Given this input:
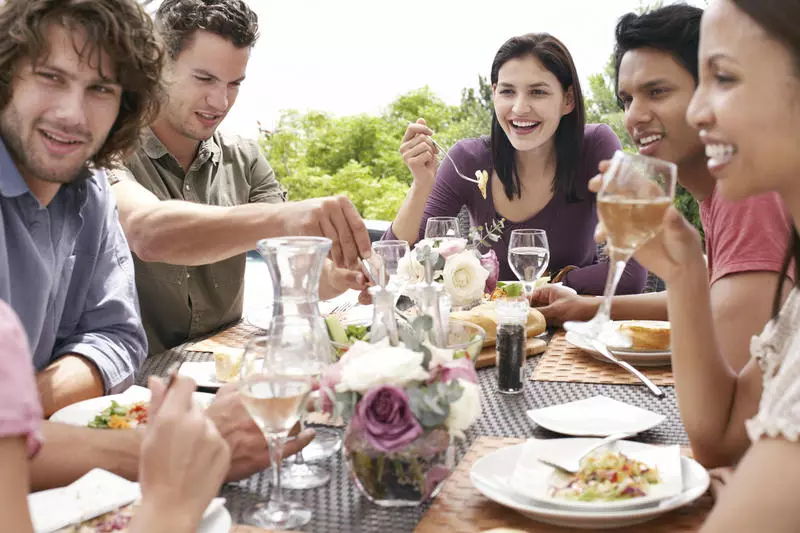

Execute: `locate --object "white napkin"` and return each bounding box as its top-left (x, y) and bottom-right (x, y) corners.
top-left (29, 469), bottom-right (140, 533)
top-left (28, 468), bottom-right (226, 533)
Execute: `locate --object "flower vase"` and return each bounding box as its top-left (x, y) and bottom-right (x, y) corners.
top-left (343, 423), bottom-right (454, 507)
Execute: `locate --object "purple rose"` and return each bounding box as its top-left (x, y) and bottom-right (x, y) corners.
top-left (439, 358), bottom-right (478, 384)
top-left (351, 385), bottom-right (422, 453)
top-left (480, 249), bottom-right (499, 293)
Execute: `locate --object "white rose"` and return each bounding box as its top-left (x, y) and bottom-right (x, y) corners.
top-left (336, 339), bottom-right (430, 393)
top-left (398, 254), bottom-right (426, 284)
top-left (445, 379), bottom-right (481, 439)
top-left (442, 250), bottom-right (490, 306)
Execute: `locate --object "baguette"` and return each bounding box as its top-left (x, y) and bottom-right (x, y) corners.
top-left (451, 301), bottom-right (546, 346)
top-left (615, 320), bottom-right (671, 351)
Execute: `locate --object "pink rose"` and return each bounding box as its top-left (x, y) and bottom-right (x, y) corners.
top-left (351, 385), bottom-right (423, 453)
top-left (439, 357), bottom-right (478, 384)
top-left (437, 238), bottom-right (468, 259)
top-left (480, 249), bottom-right (499, 293)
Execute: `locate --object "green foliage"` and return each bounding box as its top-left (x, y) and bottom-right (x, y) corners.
top-left (258, 79), bottom-right (490, 221)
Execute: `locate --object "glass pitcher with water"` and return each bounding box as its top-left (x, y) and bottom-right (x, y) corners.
top-left (255, 236), bottom-right (339, 489)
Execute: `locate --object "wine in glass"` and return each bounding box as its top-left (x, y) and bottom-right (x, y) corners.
top-left (267, 314), bottom-right (335, 490)
top-left (508, 229), bottom-right (550, 298)
top-left (238, 330), bottom-right (320, 529)
top-left (564, 150), bottom-right (677, 346)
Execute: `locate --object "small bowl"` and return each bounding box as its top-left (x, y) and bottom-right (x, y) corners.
top-left (445, 319), bottom-right (486, 362)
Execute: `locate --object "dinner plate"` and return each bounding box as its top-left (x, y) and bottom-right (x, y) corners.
top-left (565, 331), bottom-right (672, 367)
top-left (509, 439), bottom-right (683, 510)
top-left (470, 442), bottom-right (709, 529)
top-left (49, 385), bottom-right (214, 427)
top-left (179, 361), bottom-right (224, 389)
top-left (526, 396), bottom-right (666, 437)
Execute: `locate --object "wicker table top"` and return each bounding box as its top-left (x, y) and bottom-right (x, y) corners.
top-left (137, 339), bottom-right (691, 533)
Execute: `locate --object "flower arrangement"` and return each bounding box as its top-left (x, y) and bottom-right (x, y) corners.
top-left (396, 218), bottom-right (505, 307)
top-left (320, 317), bottom-right (481, 505)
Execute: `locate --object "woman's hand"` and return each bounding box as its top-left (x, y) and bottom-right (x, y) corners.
top-left (589, 161), bottom-right (706, 285)
top-left (132, 376), bottom-right (230, 533)
top-left (399, 118), bottom-right (438, 191)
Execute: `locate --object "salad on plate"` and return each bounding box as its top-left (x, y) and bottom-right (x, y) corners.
top-left (87, 401), bottom-right (148, 429)
top-left (550, 449), bottom-right (661, 502)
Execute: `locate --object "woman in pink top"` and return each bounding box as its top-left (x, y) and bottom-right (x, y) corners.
top-left (0, 300), bottom-right (229, 532)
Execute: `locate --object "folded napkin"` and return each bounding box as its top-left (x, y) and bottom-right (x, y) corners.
top-left (28, 468), bottom-right (226, 533)
top-left (29, 469), bottom-right (140, 533)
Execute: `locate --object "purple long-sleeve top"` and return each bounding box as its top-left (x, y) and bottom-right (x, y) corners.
top-left (383, 124), bottom-right (648, 295)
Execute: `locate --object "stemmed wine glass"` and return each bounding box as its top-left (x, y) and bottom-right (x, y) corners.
top-left (237, 315), bottom-right (330, 529)
top-left (564, 150), bottom-right (677, 346)
top-left (424, 216), bottom-right (461, 241)
top-left (508, 229), bottom-right (550, 299)
top-left (371, 240), bottom-right (411, 303)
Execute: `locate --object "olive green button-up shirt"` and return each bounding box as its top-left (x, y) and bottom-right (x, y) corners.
top-left (109, 128), bottom-right (284, 354)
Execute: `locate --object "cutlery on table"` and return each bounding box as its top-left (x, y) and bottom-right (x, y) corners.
top-left (537, 431), bottom-right (637, 474)
top-left (587, 337), bottom-right (664, 397)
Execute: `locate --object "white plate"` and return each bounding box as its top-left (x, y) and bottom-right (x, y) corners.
top-left (565, 331), bottom-right (672, 367)
top-left (179, 361), bottom-right (224, 389)
top-left (509, 439), bottom-right (682, 511)
top-left (29, 469), bottom-right (230, 533)
top-left (526, 396), bottom-right (666, 437)
top-left (470, 443), bottom-right (709, 529)
top-left (49, 385), bottom-right (214, 427)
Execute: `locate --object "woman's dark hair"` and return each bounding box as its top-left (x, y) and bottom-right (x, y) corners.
top-left (490, 33), bottom-right (585, 202)
top-left (733, 0), bottom-right (800, 312)
top-left (155, 0), bottom-right (259, 59)
top-left (612, 4), bottom-right (703, 106)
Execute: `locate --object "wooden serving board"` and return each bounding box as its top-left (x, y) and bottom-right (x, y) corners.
top-left (475, 337), bottom-right (548, 369)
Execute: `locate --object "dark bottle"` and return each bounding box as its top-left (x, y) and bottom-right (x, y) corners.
top-left (495, 299), bottom-right (528, 394)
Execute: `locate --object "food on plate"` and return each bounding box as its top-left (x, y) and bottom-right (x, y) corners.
top-left (87, 401), bottom-right (148, 429)
top-left (214, 345), bottom-right (245, 382)
top-left (550, 449), bottom-right (661, 502)
top-left (489, 281), bottom-right (525, 300)
top-left (325, 315), bottom-right (370, 345)
top-left (450, 301), bottom-right (546, 346)
top-left (615, 320), bottom-right (671, 351)
top-left (57, 503), bottom-right (135, 532)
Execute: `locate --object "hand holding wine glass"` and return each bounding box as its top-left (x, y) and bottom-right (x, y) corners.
top-left (564, 150), bottom-right (677, 346)
top-left (508, 229), bottom-right (550, 299)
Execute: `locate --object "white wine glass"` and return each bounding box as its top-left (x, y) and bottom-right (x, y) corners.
top-left (238, 322), bottom-right (326, 530)
top-left (267, 315), bottom-right (335, 490)
top-left (564, 150), bottom-right (677, 346)
top-left (372, 240), bottom-right (411, 301)
top-left (424, 216), bottom-right (461, 241)
top-left (508, 229), bottom-right (550, 299)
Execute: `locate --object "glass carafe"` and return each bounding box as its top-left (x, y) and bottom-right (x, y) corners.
top-left (256, 236), bottom-right (331, 319)
top-left (255, 236), bottom-right (339, 488)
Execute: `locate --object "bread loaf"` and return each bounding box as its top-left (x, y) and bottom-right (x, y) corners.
top-left (615, 320), bottom-right (671, 351)
top-left (451, 301), bottom-right (546, 346)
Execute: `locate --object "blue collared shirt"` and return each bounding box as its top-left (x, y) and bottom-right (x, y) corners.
top-left (0, 139), bottom-right (147, 393)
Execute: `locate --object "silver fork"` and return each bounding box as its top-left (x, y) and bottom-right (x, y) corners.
top-left (538, 431), bottom-right (636, 474)
top-left (430, 138), bottom-right (480, 184)
top-left (588, 337), bottom-right (665, 397)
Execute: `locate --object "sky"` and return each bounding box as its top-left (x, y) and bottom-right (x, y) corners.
top-left (147, 0), bottom-right (706, 138)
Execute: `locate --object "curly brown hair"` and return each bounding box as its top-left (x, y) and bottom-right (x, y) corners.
top-left (156, 0), bottom-right (259, 59)
top-left (0, 0), bottom-right (164, 169)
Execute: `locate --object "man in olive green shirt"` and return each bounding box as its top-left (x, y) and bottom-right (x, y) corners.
top-left (110, 0), bottom-right (372, 354)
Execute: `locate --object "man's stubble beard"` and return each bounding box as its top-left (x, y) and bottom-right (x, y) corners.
top-left (0, 104), bottom-right (95, 185)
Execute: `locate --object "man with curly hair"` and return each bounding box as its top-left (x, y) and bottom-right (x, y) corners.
top-left (109, 0), bottom-right (374, 354)
top-left (0, 0), bottom-right (163, 416)
top-left (0, 0), bottom-right (314, 492)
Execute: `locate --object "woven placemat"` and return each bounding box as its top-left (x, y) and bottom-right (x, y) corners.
top-left (185, 321), bottom-right (263, 353)
top-left (531, 333), bottom-right (674, 386)
top-left (415, 437), bottom-right (711, 533)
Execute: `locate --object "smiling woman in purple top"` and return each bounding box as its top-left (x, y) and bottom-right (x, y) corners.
top-left (384, 33), bottom-right (647, 295)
